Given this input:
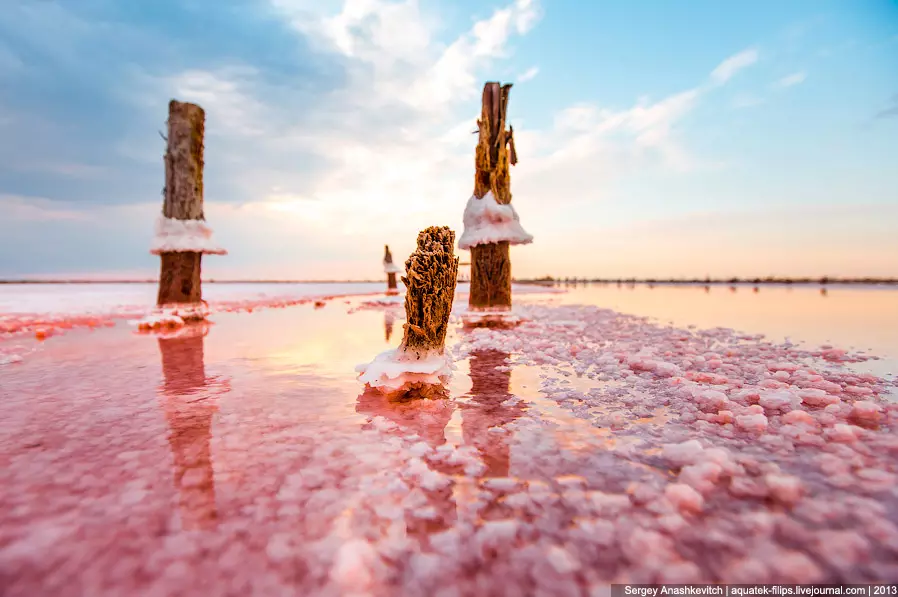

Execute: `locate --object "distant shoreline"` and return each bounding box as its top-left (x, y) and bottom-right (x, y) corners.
top-left (0, 279), bottom-right (384, 285)
top-left (1, 277), bottom-right (896, 285)
top-left (517, 278), bottom-right (898, 286)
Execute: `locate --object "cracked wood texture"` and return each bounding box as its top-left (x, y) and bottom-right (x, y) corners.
top-left (384, 245), bottom-right (398, 291)
top-left (157, 100), bottom-right (206, 306)
top-left (470, 82), bottom-right (515, 309)
top-left (400, 227), bottom-right (459, 355)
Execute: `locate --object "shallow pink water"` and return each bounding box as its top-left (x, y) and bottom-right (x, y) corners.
top-left (1, 290), bottom-right (897, 595)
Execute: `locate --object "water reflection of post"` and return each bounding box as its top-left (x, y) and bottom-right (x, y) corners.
top-left (158, 324), bottom-right (218, 530)
top-left (461, 350), bottom-right (525, 478)
top-left (355, 390), bottom-right (456, 538)
top-left (384, 310), bottom-right (395, 343)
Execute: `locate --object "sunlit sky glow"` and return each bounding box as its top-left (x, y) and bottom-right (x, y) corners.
top-left (1, 0), bottom-right (896, 280)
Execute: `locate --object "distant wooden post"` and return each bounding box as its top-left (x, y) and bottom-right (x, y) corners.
top-left (461, 81), bottom-right (531, 310)
top-left (152, 100), bottom-right (225, 309)
top-left (384, 244), bottom-right (400, 294)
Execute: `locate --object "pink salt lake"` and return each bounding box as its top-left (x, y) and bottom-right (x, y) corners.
top-left (1, 282), bottom-right (897, 596)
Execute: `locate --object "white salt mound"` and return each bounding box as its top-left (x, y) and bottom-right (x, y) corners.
top-left (457, 192), bottom-right (533, 250)
top-left (149, 215), bottom-right (227, 255)
top-left (356, 348), bottom-right (455, 391)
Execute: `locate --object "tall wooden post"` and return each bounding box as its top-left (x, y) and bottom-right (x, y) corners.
top-left (153, 100), bottom-right (225, 309)
top-left (461, 81), bottom-right (531, 310)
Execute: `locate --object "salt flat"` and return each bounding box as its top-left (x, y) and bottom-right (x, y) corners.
top-left (0, 284), bottom-right (896, 594)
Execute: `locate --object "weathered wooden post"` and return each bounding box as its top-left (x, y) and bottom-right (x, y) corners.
top-left (151, 100), bottom-right (225, 315)
top-left (458, 82), bottom-right (532, 312)
top-left (383, 244), bottom-right (401, 295)
top-left (356, 227), bottom-right (459, 397)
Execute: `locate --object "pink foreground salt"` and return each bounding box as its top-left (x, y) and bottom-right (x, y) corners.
top-left (1, 287), bottom-right (897, 595)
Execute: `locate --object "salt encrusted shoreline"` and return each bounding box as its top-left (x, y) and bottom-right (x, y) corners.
top-left (150, 215), bottom-right (227, 255)
top-left (458, 191), bottom-right (533, 250)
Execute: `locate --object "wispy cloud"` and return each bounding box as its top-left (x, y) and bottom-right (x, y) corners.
top-left (517, 66), bottom-right (539, 83)
top-left (776, 71), bottom-right (806, 88)
top-left (710, 48), bottom-right (759, 85)
top-left (874, 94), bottom-right (898, 120)
top-left (0, 195), bottom-right (92, 222)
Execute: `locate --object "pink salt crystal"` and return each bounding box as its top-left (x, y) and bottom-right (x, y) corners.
top-left (782, 410), bottom-right (816, 427)
top-left (855, 468), bottom-right (896, 491)
top-left (697, 389), bottom-right (728, 409)
top-left (845, 385), bottom-right (873, 396)
top-left (716, 410), bottom-right (734, 424)
top-left (735, 413), bottom-right (768, 432)
top-left (773, 371), bottom-right (790, 381)
top-left (622, 528), bottom-right (677, 565)
top-left (657, 561), bottom-right (702, 583)
top-left (678, 462), bottom-right (723, 495)
top-left (764, 474), bottom-right (803, 504)
top-left (758, 390), bottom-right (795, 411)
top-left (656, 514), bottom-right (687, 533)
top-left (821, 348), bottom-right (846, 362)
top-left (760, 379), bottom-right (788, 389)
top-left (799, 388), bottom-right (840, 407)
top-left (825, 423), bottom-right (862, 443)
top-left (813, 530), bottom-right (870, 571)
top-left (823, 405), bottom-right (846, 420)
top-left (661, 440), bottom-right (704, 467)
top-left (747, 404), bottom-right (764, 414)
top-left (664, 483), bottom-right (704, 514)
top-left (330, 539), bottom-right (379, 593)
top-left (723, 558), bottom-right (770, 583)
top-left (768, 550), bottom-right (824, 583)
top-left (851, 400), bottom-right (882, 423)
top-left (545, 545), bottom-right (580, 574)
top-left (729, 477), bottom-right (770, 499)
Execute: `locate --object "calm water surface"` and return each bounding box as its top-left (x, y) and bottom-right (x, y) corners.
top-left (521, 283), bottom-right (898, 379)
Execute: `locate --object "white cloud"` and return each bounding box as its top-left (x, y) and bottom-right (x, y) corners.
top-left (95, 4), bottom-right (764, 278)
top-left (517, 66), bottom-right (539, 82)
top-left (710, 48), bottom-right (759, 85)
top-left (0, 195), bottom-right (93, 222)
top-left (776, 71), bottom-right (807, 88)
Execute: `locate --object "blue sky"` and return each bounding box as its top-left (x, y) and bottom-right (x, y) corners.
top-left (0, 0), bottom-right (896, 279)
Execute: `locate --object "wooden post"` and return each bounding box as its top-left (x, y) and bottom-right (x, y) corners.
top-left (384, 245), bottom-right (398, 292)
top-left (470, 82), bottom-right (517, 310)
top-left (399, 227), bottom-right (459, 356)
top-left (157, 100), bottom-right (209, 307)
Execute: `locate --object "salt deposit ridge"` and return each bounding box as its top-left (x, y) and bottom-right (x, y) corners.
top-left (0, 283), bottom-right (897, 594)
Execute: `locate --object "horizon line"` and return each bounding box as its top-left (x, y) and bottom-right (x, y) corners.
top-left (1, 277), bottom-right (896, 285)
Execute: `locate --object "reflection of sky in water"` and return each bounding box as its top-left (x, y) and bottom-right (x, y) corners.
top-left (520, 283), bottom-right (898, 378)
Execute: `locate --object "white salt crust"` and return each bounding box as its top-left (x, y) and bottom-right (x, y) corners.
top-left (149, 215), bottom-right (227, 255)
top-left (383, 261), bottom-right (402, 275)
top-left (458, 307), bottom-right (523, 326)
top-left (355, 348), bottom-right (455, 391)
top-left (129, 303), bottom-right (211, 331)
top-left (457, 192), bottom-right (533, 250)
